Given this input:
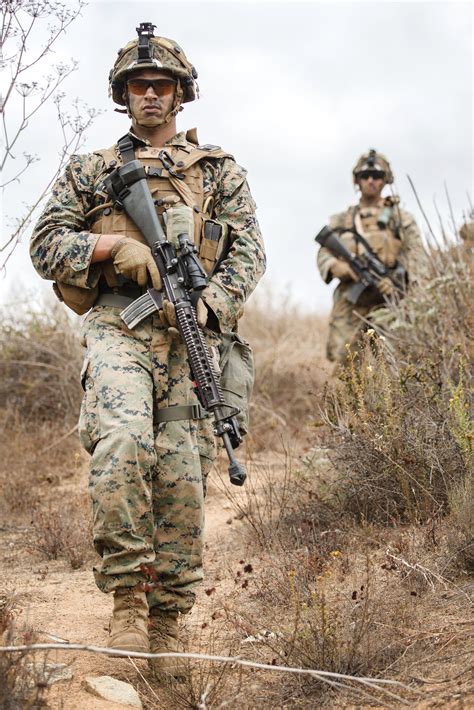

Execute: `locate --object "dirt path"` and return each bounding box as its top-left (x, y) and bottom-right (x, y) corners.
top-left (2, 448), bottom-right (472, 709)
top-left (1, 454), bottom-right (256, 709)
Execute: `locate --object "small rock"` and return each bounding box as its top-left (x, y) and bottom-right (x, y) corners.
top-left (25, 662), bottom-right (73, 686)
top-left (83, 676), bottom-right (142, 708)
top-left (241, 629), bottom-right (280, 644)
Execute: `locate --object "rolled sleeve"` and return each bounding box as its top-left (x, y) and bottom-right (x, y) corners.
top-left (317, 248), bottom-right (337, 283)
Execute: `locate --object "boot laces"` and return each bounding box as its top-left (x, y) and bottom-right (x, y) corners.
top-left (124, 588), bottom-right (142, 628)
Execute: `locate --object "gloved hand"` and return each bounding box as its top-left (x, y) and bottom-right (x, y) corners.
top-left (111, 237), bottom-right (162, 289)
top-left (330, 259), bottom-right (358, 282)
top-left (160, 298), bottom-right (208, 330)
top-left (377, 277), bottom-right (395, 296)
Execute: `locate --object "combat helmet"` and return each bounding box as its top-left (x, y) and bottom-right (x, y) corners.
top-left (352, 149), bottom-right (394, 185)
top-left (109, 22), bottom-right (198, 120)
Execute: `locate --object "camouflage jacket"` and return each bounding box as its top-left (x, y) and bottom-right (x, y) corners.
top-left (30, 130), bottom-right (265, 332)
top-left (317, 198), bottom-right (425, 293)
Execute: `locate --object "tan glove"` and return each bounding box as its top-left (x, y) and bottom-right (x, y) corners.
top-left (160, 298), bottom-right (208, 330)
top-left (110, 237), bottom-right (162, 289)
top-left (377, 276), bottom-right (395, 296)
top-left (329, 259), bottom-right (358, 282)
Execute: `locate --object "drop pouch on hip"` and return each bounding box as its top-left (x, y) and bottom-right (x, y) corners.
top-left (53, 282), bottom-right (99, 316)
top-left (218, 333), bottom-right (254, 437)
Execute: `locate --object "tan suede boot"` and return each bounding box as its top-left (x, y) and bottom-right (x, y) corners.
top-left (108, 588), bottom-right (150, 653)
top-left (148, 609), bottom-right (185, 680)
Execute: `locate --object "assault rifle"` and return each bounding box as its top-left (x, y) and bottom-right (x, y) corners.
top-left (315, 225), bottom-right (407, 305)
top-left (103, 159), bottom-right (246, 487)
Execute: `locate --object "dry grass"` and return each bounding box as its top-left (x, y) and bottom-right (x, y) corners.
top-left (25, 498), bottom-right (92, 569)
top-left (240, 292), bottom-right (329, 450)
top-left (0, 409), bottom-right (85, 519)
top-left (0, 300), bottom-right (83, 424)
top-left (324, 238), bottom-right (472, 525)
top-left (217, 239), bottom-right (473, 707)
top-left (0, 300), bottom-right (88, 571)
top-left (135, 626), bottom-right (246, 709)
top-left (0, 237), bottom-right (472, 708)
top-left (0, 593), bottom-right (52, 709)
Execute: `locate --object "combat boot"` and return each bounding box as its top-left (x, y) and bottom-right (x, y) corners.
top-left (148, 608), bottom-right (185, 680)
top-left (108, 588), bottom-right (150, 653)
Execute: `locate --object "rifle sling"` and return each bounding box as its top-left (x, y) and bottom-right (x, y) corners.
top-left (117, 135), bottom-right (137, 164)
top-left (95, 293), bottom-right (137, 309)
top-left (155, 404), bottom-right (209, 422)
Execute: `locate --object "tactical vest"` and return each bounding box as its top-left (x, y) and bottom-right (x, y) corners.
top-left (55, 132), bottom-right (232, 314)
top-left (332, 202), bottom-right (403, 268)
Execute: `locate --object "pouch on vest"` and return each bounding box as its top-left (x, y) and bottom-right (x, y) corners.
top-left (200, 219), bottom-right (230, 275)
top-left (218, 333), bottom-right (254, 436)
top-left (53, 281), bottom-right (99, 315)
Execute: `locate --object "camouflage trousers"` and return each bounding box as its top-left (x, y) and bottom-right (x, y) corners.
top-left (326, 291), bottom-right (378, 363)
top-left (79, 306), bottom-right (217, 614)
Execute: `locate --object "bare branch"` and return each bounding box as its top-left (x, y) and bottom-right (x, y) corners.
top-left (0, 642), bottom-right (417, 705)
top-left (406, 174), bottom-right (439, 246)
top-left (443, 182), bottom-right (458, 236)
top-left (1, 0), bottom-right (96, 270)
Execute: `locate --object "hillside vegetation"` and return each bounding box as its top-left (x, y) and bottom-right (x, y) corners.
top-left (0, 236), bottom-right (472, 708)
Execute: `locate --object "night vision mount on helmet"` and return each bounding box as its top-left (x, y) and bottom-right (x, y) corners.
top-left (109, 22), bottom-right (199, 108)
top-left (352, 148), bottom-right (394, 184)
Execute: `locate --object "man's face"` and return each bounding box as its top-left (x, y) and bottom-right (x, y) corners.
top-left (126, 69), bottom-right (177, 127)
top-left (356, 170), bottom-right (386, 200)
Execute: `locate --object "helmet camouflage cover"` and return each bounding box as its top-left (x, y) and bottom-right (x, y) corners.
top-left (109, 22), bottom-right (198, 106)
top-left (352, 148), bottom-right (394, 184)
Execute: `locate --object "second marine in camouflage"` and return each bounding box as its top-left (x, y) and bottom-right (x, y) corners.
top-left (317, 149), bottom-right (424, 363)
top-left (30, 22), bottom-right (265, 678)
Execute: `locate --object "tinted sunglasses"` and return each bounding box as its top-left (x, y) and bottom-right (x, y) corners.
top-left (127, 78), bottom-right (177, 97)
top-left (357, 170), bottom-right (386, 181)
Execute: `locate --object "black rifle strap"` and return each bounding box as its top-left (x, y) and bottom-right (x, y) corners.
top-left (117, 135), bottom-right (137, 165)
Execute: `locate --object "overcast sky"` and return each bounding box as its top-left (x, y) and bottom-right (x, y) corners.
top-left (1, 0), bottom-right (472, 312)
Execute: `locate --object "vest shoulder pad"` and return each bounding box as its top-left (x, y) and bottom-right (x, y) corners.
top-left (329, 207), bottom-right (353, 229)
top-left (93, 145), bottom-right (121, 170)
top-left (197, 144), bottom-right (222, 151)
top-left (177, 145), bottom-right (234, 174)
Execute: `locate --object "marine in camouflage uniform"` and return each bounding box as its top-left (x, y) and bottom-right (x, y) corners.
top-left (317, 149), bottom-right (424, 363)
top-left (30, 23), bottom-right (265, 672)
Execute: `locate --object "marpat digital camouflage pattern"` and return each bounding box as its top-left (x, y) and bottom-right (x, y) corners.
top-left (30, 128), bottom-right (265, 612)
top-left (80, 307), bottom-right (219, 611)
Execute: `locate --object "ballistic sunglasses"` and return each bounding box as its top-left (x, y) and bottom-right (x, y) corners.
top-left (357, 170), bottom-right (386, 181)
top-left (126, 78), bottom-right (177, 97)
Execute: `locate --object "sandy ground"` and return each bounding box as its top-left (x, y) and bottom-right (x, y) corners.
top-left (2, 448), bottom-right (472, 709)
top-left (1, 453), bottom-right (258, 709)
